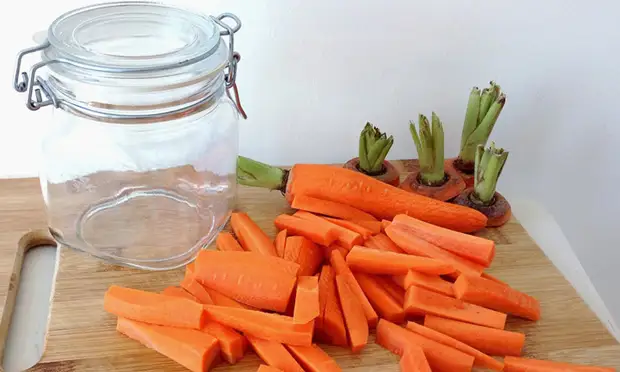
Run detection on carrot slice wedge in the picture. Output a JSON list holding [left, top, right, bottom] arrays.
[[293, 276, 320, 324], [335, 275, 369, 353], [231, 212, 277, 256], [283, 236, 324, 277], [346, 246, 455, 276], [400, 345, 431, 372], [247, 335, 304, 372], [353, 272, 405, 323], [216, 231, 244, 252], [275, 214, 338, 246], [286, 344, 343, 372], [257, 365, 283, 372], [364, 233, 405, 253], [315, 265, 348, 347], [181, 276, 214, 305], [275, 229, 288, 258], [294, 211, 363, 249], [324, 218, 374, 239], [393, 271, 454, 297], [291, 194, 378, 221], [503, 356, 615, 372]]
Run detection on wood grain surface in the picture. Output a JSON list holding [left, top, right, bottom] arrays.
[[0, 160, 618, 371]]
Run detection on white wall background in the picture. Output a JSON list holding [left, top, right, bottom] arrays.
[[2, 0, 619, 325]]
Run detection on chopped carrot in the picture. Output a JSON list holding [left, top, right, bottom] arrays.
[[503, 356, 615, 372], [381, 220, 391, 231], [117, 318, 220, 372], [405, 285, 507, 329], [351, 220, 382, 234], [399, 345, 431, 372], [353, 272, 405, 323], [202, 287, 256, 310], [330, 250, 378, 328], [335, 275, 369, 353], [385, 224, 484, 276], [257, 365, 283, 372], [231, 212, 277, 256], [315, 265, 348, 347], [291, 194, 378, 221], [364, 233, 405, 254], [406, 321, 504, 370], [392, 214, 496, 267], [161, 286, 198, 302], [283, 236, 324, 277], [246, 335, 304, 372], [294, 211, 363, 249], [375, 319, 474, 372], [185, 262, 196, 278], [453, 274, 541, 321], [372, 275, 405, 305], [203, 305, 313, 346], [104, 286, 205, 329], [393, 271, 454, 297], [216, 231, 244, 252], [346, 246, 455, 276], [194, 250, 299, 312], [286, 344, 343, 372], [294, 276, 320, 324], [275, 214, 338, 246], [424, 315, 525, 356], [481, 272, 509, 286], [323, 243, 349, 261], [181, 276, 214, 304], [275, 229, 288, 258], [324, 217, 374, 239]]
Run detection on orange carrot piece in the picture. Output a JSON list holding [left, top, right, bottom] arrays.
[[406, 321, 504, 371], [335, 275, 369, 353], [194, 251, 299, 312], [294, 276, 320, 324], [275, 229, 288, 258], [481, 272, 509, 286], [393, 271, 454, 297], [381, 220, 391, 232], [283, 236, 324, 277], [202, 286, 256, 310], [216, 231, 244, 252], [372, 275, 405, 305], [324, 217, 374, 239], [292, 194, 378, 221], [117, 318, 220, 372], [181, 276, 214, 305], [364, 233, 405, 253], [405, 285, 507, 329], [161, 286, 199, 302], [352, 220, 382, 235], [424, 315, 525, 356], [385, 224, 484, 276], [354, 272, 405, 323], [247, 335, 304, 372], [315, 265, 348, 347], [453, 274, 541, 321], [503, 356, 615, 372], [399, 345, 431, 372], [104, 286, 205, 329], [330, 250, 378, 328], [275, 214, 338, 246], [294, 211, 363, 249], [346, 246, 456, 276], [392, 214, 496, 267], [204, 305, 313, 346], [231, 212, 277, 256], [257, 365, 283, 372], [285, 344, 343, 372], [323, 243, 349, 261], [375, 319, 474, 372]]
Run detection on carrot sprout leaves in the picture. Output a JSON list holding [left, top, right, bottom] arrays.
[[237, 156, 286, 190], [473, 143, 509, 204], [410, 113, 445, 186], [358, 123, 394, 174]]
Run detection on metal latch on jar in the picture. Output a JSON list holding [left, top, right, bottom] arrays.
[[12, 13, 247, 119]]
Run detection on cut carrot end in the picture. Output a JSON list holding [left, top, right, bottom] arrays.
[[335, 275, 369, 353], [283, 236, 324, 277], [275, 214, 338, 246], [293, 276, 320, 324], [231, 212, 277, 256], [399, 345, 431, 372], [294, 211, 364, 249], [216, 231, 244, 252], [247, 335, 304, 372]]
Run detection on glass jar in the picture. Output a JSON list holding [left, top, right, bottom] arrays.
[[12, 1, 246, 270]]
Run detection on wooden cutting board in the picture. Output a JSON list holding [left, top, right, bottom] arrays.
[[0, 160, 619, 371]]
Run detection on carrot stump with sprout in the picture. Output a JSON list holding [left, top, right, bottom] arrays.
[[344, 123, 399, 186], [452, 143, 511, 227], [401, 113, 466, 201]]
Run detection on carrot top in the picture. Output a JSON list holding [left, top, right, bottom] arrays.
[[358, 122, 394, 175], [409, 113, 445, 186], [237, 156, 287, 191], [472, 142, 509, 204]]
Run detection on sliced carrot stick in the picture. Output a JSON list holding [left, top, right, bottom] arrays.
[[203, 305, 313, 346], [406, 321, 504, 371], [335, 275, 369, 353], [364, 233, 405, 253], [315, 265, 348, 347], [323, 243, 349, 261], [285, 344, 343, 372], [375, 319, 474, 372], [503, 356, 615, 372], [294, 211, 363, 249], [354, 272, 405, 323], [381, 220, 391, 232], [324, 218, 374, 239], [202, 286, 256, 310], [424, 315, 525, 356], [372, 275, 405, 305], [257, 365, 283, 372], [453, 274, 541, 321], [117, 318, 220, 372], [216, 231, 244, 252], [231, 212, 277, 256], [393, 271, 454, 297], [194, 250, 299, 312], [275, 214, 338, 246], [481, 272, 509, 286], [405, 285, 507, 329], [291, 194, 378, 221], [352, 220, 382, 235], [346, 246, 455, 276], [399, 345, 431, 372], [181, 276, 214, 305], [385, 224, 484, 276], [246, 335, 304, 372], [283, 236, 324, 277], [330, 250, 378, 328], [392, 214, 496, 267], [104, 286, 205, 329], [275, 229, 288, 258], [294, 276, 320, 324], [161, 286, 198, 302]]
